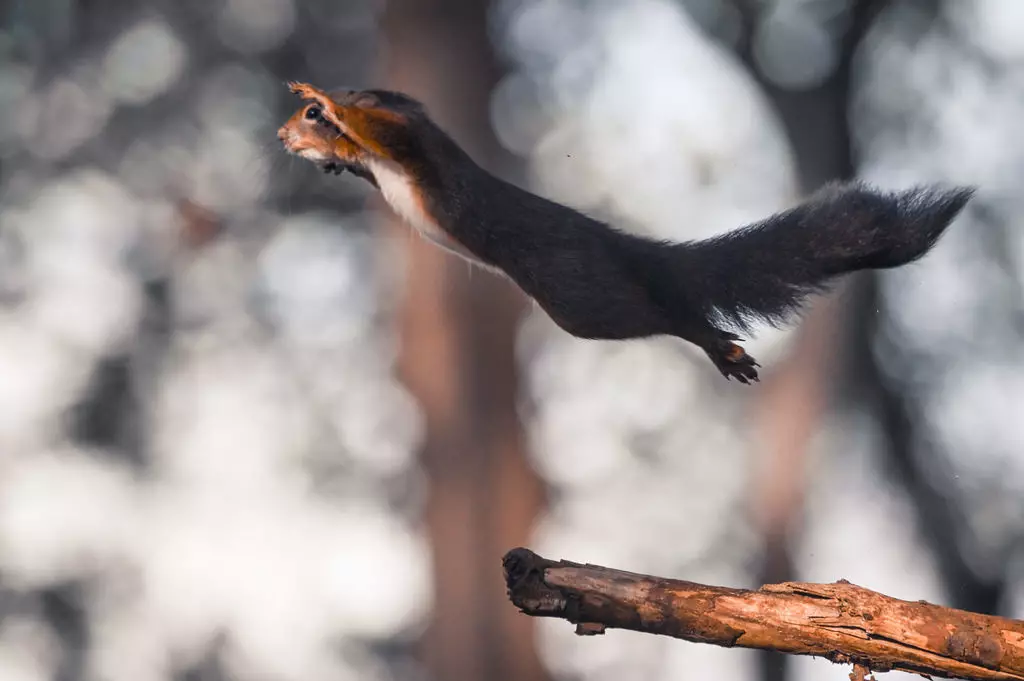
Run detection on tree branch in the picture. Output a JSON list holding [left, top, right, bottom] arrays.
[[503, 548, 1024, 681]]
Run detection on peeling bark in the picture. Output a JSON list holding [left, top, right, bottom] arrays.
[[504, 548, 1024, 681]]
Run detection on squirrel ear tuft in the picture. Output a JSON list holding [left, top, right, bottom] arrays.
[[287, 82, 347, 130], [288, 81, 325, 100]]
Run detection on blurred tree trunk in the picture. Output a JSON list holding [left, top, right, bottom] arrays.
[[377, 3, 549, 681]]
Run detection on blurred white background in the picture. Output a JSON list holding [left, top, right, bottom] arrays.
[[0, 1, 1020, 681]]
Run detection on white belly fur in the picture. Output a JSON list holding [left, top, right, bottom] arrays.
[[365, 158, 495, 271]]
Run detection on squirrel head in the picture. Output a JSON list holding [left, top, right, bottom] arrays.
[[278, 82, 429, 174]]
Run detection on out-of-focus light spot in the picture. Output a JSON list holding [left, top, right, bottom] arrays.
[[535, 608, 662, 680], [681, 0, 743, 48], [875, 221, 1000, 353], [855, 11, 1024, 192], [0, 322, 90, 450], [0, 618, 57, 681], [25, 76, 113, 161], [798, 414, 947, 596], [257, 215, 375, 345], [334, 378, 424, 477], [15, 170, 140, 260], [4, 171, 144, 353], [253, 212, 423, 479], [0, 65, 33, 154], [322, 509, 433, 637], [1007, 552, 1024, 620], [753, 5, 838, 90], [174, 66, 278, 212], [531, 409, 634, 488], [117, 137, 191, 197], [102, 19, 187, 106], [28, 261, 141, 355], [0, 452, 136, 587], [661, 641, 759, 681], [926, 361, 1024, 533], [218, 0, 296, 54], [198, 64, 276, 136], [497, 0, 591, 71], [140, 490, 427, 681], [490, 73, 552, 157], [190, 126, 271, 211], [167, 238, 254, 332], [153, 347, 317, 486], [88, 602, 172, 681], [948, 0, 1024, 62]]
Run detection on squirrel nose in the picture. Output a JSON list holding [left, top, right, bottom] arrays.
[[276, 126, 289, 141]]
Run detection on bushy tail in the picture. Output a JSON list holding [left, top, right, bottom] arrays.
[[676, 182, 975, 332]]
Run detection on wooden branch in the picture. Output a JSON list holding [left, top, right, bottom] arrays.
[[503, 548, 1024, 681]]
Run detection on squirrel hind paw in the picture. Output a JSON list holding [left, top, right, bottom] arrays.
[[704, 336, 760, 384]]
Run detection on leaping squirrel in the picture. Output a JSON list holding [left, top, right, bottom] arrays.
[[278, 82, 974, 383]]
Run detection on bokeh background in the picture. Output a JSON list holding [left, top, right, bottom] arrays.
[[0, 1, 1021, 680]]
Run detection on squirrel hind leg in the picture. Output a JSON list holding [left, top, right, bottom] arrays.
[[699, 329, 761, 384]]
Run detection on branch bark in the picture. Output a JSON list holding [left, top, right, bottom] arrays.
[[503, 548, 1024, 681]]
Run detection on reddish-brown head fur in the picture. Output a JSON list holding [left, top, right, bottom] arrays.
[[277, 82, 414, 165]]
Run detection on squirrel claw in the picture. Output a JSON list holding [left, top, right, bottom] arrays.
[[705, 334, 760, 384]]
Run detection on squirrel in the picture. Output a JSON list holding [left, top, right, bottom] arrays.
[[278, 82, 974, 383]]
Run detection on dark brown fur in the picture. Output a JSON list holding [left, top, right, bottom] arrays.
[[279, 82, 975, 383]]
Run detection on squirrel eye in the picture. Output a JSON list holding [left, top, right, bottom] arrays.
[[305, 105, 322, 121]]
